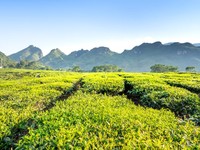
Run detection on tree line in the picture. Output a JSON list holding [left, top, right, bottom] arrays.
[[150, 64, 196, 72], [1, 59, 197, 72]]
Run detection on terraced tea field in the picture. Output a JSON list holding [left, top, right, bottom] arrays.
[[0, 69, 199, 149]]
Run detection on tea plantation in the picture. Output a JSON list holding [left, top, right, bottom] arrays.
[[0, 69, 199, 149]]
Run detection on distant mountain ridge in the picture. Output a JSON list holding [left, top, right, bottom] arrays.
[[9, 45, 43, 62], [65, 47, 119, 70], [193, 43, 200, 47], [3, 42, 200, 71], [40, 48, 66, 68], [120, 42, 200, 71]]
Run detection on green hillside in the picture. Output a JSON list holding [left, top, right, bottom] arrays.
[[40, 48, 67, 69], [9, 45, 43, 62], [0, 51, 15, 67]]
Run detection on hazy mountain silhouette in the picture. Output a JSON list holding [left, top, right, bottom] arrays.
[[193, 43, 200, 47], [9, 45, 43, 62], [6, 42, 200, 71], [40, 48, 67, 68], [120, 42, 200, 71]]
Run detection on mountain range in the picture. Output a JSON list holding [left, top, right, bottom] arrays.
[[1, 42, 200, 71]]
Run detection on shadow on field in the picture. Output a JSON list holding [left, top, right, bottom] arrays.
[[43, 78, 83, 111]]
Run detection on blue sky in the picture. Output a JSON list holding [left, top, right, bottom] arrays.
[[0, 0, 200, 55]]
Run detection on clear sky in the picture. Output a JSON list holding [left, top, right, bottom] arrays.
[[0, 0, 200, 55]]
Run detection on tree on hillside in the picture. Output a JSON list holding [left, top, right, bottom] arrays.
[[185, 66, 196, 72], [92, 64, 123, 72], [72, 66, 81, 72], [150, 64, 165, 72], [15, 60, 51, 70], [150, 64, 178, 72], [166, 65, 179, 72], [16, 60, 29, 68]]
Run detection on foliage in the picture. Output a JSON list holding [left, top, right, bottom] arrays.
[[0, 70, 200, 149], [81, 73, 124, 94], [0, 70, 82, 148], [125, 76, 200, 119], [186, 66, 196, 72], [71, 66, 81, 72], [92, 64, 123, 72], [15, 60, 51, 70], [150, 64, 178, 72], [17, 92, 199, 149], [164, 77, 200, 94]]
